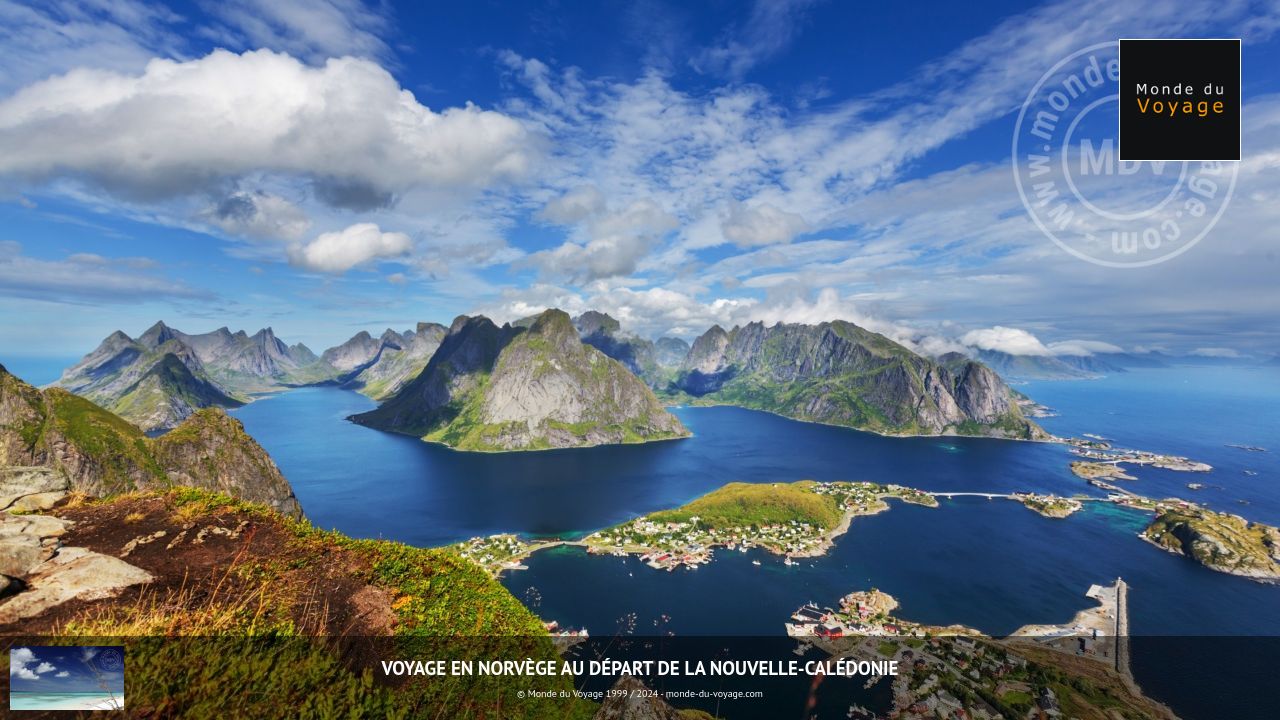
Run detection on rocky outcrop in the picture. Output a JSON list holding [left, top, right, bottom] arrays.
[[353, 310, 689, 451], [592, 676, 684, 720], [1, 365, 303, 518], [151, 409, 302, 519], [1, 509, 151, 623], [1144, 507, 1280, 582], [0, 542, 153, 623], [0, 466, 70, 512], [673, 321, 1043, 439]]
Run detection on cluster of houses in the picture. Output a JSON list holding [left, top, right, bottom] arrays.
[[783, 592, 1088, 719], [785, 590, 906, 639], [452, 533, 532, 574], [587, 515, 830, 571], [1070, 445, 1211, 472], [811, 481, 937, 511]]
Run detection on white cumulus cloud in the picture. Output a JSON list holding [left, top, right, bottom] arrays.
[[288, 223, 412, 273], [0, 49, 536, 207], [10, 647, 39, 680], [960, 326, 1051, 356]]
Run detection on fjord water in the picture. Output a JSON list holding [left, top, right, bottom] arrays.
[[230, 366, 1280, 719]]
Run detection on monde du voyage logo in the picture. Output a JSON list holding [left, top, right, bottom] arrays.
[[1013, 40, 1241, 268]]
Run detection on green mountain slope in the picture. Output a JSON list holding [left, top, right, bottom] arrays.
[[673, 321, 1044, 439], [1, 365, 300, 516], [353, 309, 689, 451]]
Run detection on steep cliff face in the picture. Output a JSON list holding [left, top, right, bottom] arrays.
[[151, 409, 302, 518], [328, 322, 448, 400], [573, 311, 669, 388], [352, 310, 688, 451], [673, 321, 1043, 439], [0, 366, 302, 518]]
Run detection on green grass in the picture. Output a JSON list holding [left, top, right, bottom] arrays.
[[45, 388, 167, 492], [57, 488, 595, 720], [647, 481, 843, 530]]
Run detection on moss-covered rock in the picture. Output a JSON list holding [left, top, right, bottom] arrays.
[[1144, 506, 1280, 581]]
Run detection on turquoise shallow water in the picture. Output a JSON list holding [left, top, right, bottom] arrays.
[[9, 692, 123, 710]]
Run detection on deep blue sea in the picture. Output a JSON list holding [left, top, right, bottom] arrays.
[[225, 366, 1280, 720]]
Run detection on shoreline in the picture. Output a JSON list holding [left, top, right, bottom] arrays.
[[673, 400, 1061, 445]]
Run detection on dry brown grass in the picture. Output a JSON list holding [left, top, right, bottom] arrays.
[[123, 511, 146, 524], [56, 548, 329, 638]]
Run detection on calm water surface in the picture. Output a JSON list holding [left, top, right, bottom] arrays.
[[229, 367, 1280, 720]]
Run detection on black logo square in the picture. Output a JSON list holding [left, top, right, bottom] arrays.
[[1119, 39, 1240, 161]]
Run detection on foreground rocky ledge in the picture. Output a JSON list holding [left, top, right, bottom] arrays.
[[0, 489, 586, 720]]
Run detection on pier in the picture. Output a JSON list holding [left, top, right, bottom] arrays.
[[1115, 577, 1130, 677]]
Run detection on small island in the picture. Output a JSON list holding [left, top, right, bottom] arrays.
[[1014, 493, 1083, 518], [582, 481, 938, 569], [1143, 506, 1280, 583], [1070, 461, 1136, 481]]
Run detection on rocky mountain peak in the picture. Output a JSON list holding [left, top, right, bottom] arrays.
[[527, 308, 577, 341], [138, 321, 178, 349], [682, 324, 731, 374], [353, 310, 687, 451], [574, 310, 621, 337], [378, 329, 403, 347]]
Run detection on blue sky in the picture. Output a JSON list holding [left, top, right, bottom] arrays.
[[1, 0, 1278, 363], [9, 645, 125, 694]]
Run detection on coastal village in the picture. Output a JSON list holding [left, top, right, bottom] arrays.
[[781, 580, 1166, 719], [584, 482, 939, 571], [449, 436, 1280, 585]]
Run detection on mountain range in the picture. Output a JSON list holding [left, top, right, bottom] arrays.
[[670, 322, 1045, 439], [323, 322, 448, 400], [50, 321, 336, 432], [572, 311, 688, 388], [351, 309, 689, 451], [50, 310, 1058, 446]]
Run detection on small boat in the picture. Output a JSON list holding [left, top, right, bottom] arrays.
[[752, 560, 761, 566]]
